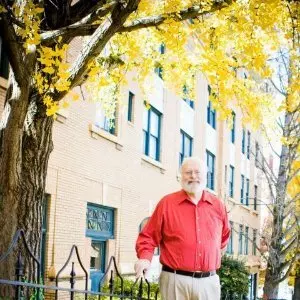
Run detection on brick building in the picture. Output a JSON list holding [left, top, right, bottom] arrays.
[[0, 38, 262, 299]]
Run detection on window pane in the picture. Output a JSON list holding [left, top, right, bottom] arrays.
[[143, 130, 147, 155], [150, 111, 159, 137], [184, 136, 190, 154], [180, 132, 184, 154], [95, 104, 105, 128], [206, 151, 215, 190], [128, 91, 134, 122], [143, 107, 149, 131], [149, 135, 158, 160]]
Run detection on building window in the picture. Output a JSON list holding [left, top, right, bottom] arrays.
[[246, 178, 250, 206], [229, 165, 234, 198], [143, 104, 162, 161], [207, 86, 216, 129], [183, 86, 194, 109], [240, 175, 245, 204], [207, 101, 216, 129], [95, 104, 117, 135], [253, 229, 257, 255], [127, 91, 134, 122], [0, 37, 9, 79], [227, 221, 234, 254], [231, 111, 236, 143], [244, 226, 249, 255], [247, 130, 251, 159], [254, 185, 258, 210], [206, 150, 215, 190], [255, 142, 259, 167], [242, 128, 246, 154], [238, 225, 243, 255], [179, 130, 193, 166]]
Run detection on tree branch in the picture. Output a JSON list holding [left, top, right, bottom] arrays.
[[53, 0, 140, 102], [40, 1, 117, 44], [269, 78, 287, 97], [118, 0, 233, 33], [68, 0, 109, 25], [0, 13, 26, 87], [281, 235, 297, 257], [276, 251, 300, 284]]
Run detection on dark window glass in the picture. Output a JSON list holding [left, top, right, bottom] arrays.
[[143, 104, 162, 161], [206, 150, 215, 190], [179, 130, 193, 165], [127, 91, 134, 122], [229, 165, 234, 197], [231, 111, 236, 143]]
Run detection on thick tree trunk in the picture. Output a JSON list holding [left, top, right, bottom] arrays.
[[263, 265, 280, 299], [0, 84, 54, 281]]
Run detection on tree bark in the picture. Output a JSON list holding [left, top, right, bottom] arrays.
[[293, 276, 300, 300], [262, 112, 296, 299], [0, 84, 54, 281], [263, 266, 280, 299]]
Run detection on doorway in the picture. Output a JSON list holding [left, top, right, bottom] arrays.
[[90, 240, 106, 292]]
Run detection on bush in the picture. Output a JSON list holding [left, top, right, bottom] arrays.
[[75, 276, 160, 300], [218, 255, 250, 300]]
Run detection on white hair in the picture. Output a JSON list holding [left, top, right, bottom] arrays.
[[180, 157, 207, 175]]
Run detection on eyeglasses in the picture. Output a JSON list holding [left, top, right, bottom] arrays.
[[183, 170, 201, 176]]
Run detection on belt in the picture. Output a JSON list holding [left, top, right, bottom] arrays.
[[162, 265, 216, 278]]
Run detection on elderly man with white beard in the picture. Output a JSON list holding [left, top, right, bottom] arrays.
[[135, 157, 230, 300]]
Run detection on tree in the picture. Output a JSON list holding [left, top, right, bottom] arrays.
[[0, 0, 233, 280], [0, 0, 298, 290], [257, 47, 300, 298], [252, 8, 300, 296]]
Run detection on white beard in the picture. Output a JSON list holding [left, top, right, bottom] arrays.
[[182, 182, 205, 196]]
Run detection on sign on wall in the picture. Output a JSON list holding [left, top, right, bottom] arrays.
[[86, 204, 114, 239]]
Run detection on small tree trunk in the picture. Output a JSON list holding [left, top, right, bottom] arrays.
[[0, 88, 54, 281]]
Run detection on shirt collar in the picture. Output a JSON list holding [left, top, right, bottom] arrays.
[[178, 190, 214, 205]]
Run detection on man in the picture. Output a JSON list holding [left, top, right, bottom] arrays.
[[135, 157, 230, 300]]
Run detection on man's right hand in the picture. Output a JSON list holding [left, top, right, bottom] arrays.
[[134, 259, 151, 279]]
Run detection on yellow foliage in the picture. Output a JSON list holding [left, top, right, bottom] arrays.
[[13, 1, 44, 51], [4, 0, 298, 122]]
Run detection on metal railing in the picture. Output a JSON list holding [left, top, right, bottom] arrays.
[[0, 230, 160, 299]]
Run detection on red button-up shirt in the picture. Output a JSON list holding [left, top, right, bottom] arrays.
[[136, 190, 230, 272]]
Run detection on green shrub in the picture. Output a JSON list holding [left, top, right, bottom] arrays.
[[75, 276, 160, 300], [218, 255, 250, 299]]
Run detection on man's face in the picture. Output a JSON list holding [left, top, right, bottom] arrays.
[[181, 161, 206, 195]]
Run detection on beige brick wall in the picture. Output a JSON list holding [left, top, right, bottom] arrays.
[[0, 70, 262, 287]]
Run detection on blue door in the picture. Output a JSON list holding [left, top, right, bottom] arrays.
[[90, 240, 106, 292]]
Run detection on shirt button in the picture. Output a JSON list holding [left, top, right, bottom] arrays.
[[198, 241, 201, 243], [199, 253, 201, 256]]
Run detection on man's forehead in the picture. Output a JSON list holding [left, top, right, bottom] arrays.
[[182, 161, 201, 170]]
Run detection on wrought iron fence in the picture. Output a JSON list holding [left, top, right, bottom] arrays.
[[0, 230, 160, 300]]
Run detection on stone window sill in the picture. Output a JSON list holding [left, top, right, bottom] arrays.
[[141, 155, 165, 174], [89, 124, 123, 151]]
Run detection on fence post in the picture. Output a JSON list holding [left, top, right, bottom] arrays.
[[138, 278, 143, 300], [15, 252, 24, 300], [70, 262, 76, 300], [109, 270, 114, 300]]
